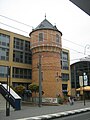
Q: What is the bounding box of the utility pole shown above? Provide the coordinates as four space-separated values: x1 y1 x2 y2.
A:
74 65 77 97
83 76 85 106
83 72 87 106
38 54 42 107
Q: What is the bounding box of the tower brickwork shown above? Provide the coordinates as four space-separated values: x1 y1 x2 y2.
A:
30 19 63 98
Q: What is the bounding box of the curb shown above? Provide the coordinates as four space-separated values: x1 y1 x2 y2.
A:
16 107 90 120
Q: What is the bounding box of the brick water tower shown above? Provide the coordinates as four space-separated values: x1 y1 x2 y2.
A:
29 18 63 98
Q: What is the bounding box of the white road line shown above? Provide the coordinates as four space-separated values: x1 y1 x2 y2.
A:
15 107 90 120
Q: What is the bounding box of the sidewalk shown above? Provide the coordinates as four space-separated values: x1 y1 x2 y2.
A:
0 101 90 120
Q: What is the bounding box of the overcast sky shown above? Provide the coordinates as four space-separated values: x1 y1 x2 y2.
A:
0 0 90 64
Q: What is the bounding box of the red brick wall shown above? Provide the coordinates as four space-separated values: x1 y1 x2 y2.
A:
30 29 62 97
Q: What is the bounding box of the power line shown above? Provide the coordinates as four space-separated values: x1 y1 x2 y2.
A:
0 24 84 57
30 34 84 55
0 15 86 48
70 58 81 61
0 14 33 28
0 22 28 34
33 30 84 48
0 14 87 49
63 38 84 48
0 15 86 56
0 21 84 56
62 45 84 54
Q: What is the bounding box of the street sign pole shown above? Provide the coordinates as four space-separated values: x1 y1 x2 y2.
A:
83 72 88 106
83 76 85 106
38 54 42 107
79 75 85 106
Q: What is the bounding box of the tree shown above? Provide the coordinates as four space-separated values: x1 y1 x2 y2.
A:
14 85 26 96
28 83 39 103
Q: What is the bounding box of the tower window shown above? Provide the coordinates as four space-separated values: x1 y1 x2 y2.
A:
39 33 44 41
56 34 60 43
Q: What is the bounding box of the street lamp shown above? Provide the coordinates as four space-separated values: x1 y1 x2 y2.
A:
84 44 90 55
6 66 10 116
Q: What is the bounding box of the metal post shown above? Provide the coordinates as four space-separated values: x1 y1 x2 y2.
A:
6 66 10 116
38 54 42 107
83 73 85 106
74 66 77 97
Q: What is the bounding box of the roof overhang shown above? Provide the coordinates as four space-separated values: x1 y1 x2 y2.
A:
29 28 62 36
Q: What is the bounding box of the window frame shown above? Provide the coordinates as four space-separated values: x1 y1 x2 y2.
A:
56 34 60 43
38 32 44 42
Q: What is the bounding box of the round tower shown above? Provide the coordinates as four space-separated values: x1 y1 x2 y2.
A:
29 18 63 98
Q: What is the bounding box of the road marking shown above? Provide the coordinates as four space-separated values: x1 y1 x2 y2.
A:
15 107 90 120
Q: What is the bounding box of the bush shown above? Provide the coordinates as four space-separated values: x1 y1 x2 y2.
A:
14 85 26 95
58 97 64 104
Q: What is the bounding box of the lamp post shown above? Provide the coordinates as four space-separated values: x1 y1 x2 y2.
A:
38 54 42 107
83 74 85 106
6 66 10 116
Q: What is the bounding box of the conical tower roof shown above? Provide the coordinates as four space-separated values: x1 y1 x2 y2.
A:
30 18 62 35
35 19 57 30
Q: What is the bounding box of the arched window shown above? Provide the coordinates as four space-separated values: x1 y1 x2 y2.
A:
39 33 44 41
56 34 60 43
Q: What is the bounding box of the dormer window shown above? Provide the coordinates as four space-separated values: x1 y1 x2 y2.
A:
56 34 60 43
39 33 44 41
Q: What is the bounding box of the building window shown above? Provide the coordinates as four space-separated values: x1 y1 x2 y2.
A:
25 53 32 64
61 51 69 70
62 61 69 70
13 50 32 64
0 47 9 60
14 37 24 50
13 50 23 63
25 41 30 51
0 66 7 77
62 84 67 90
13 38 32 64
39 33 44 41
56 34 60 43
62 84 67 94
61 73 69 81
12 67 32 79
62 52 68 61
0 33 10 47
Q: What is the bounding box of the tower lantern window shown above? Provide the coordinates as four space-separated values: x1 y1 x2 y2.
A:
39 33 44 41
56 34 60 43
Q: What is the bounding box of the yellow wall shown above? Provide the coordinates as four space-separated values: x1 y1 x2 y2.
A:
0 29 32 86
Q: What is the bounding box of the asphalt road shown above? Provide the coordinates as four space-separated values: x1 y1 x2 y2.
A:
53 111 90 120
0 101 90 120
